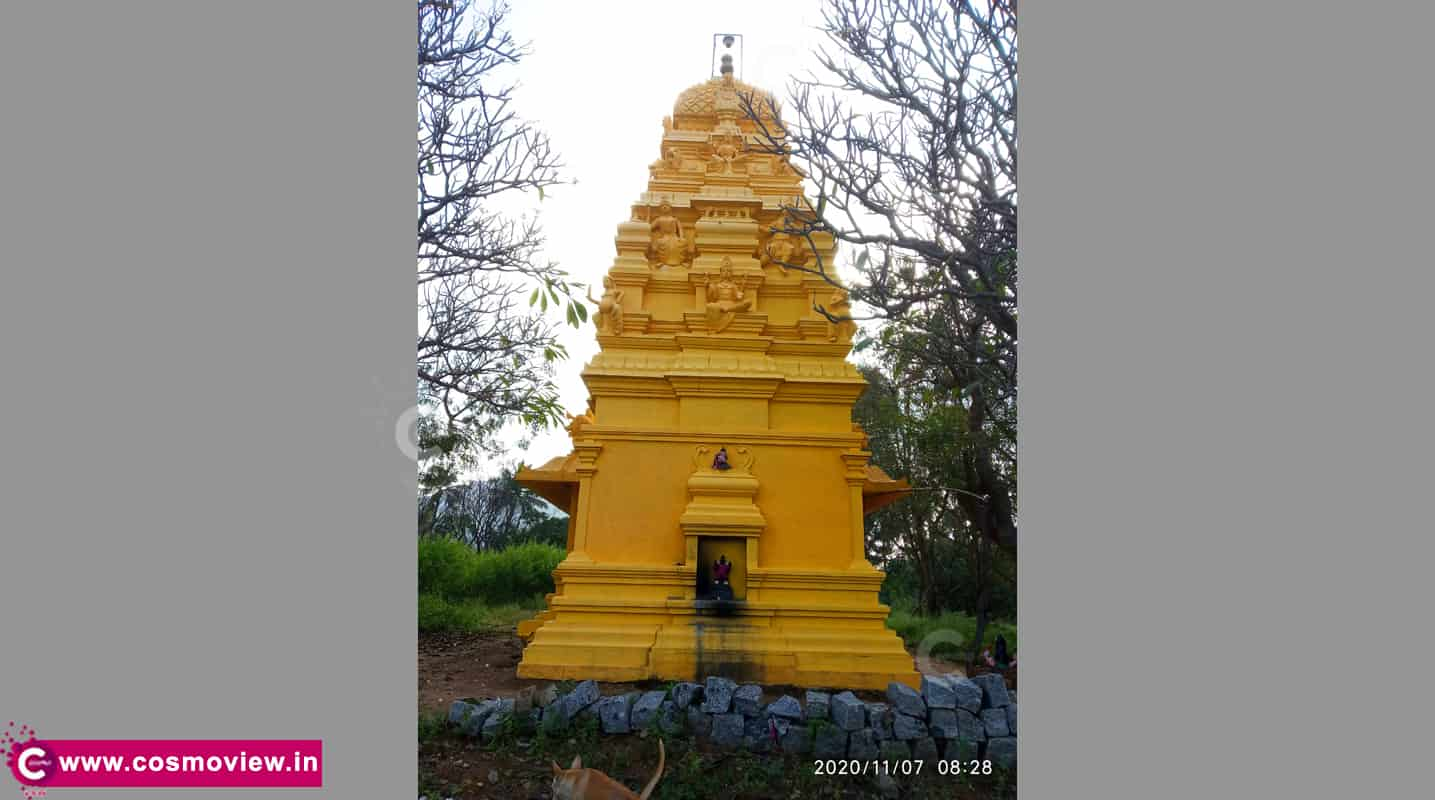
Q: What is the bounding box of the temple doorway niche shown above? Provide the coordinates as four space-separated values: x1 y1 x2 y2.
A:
697 537 746 600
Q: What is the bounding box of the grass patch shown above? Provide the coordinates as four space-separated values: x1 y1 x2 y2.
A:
885 599 1017 661
417 592 546 634
417 710 447 743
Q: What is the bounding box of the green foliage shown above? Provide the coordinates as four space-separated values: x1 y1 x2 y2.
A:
416 538 558 633
416 594 542 633
885 598 1017 660
417 538 563 605
417 710 447 743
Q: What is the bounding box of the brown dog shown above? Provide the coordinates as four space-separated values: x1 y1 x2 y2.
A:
550 738 664 800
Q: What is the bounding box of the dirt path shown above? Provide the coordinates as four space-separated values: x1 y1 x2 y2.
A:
419 631 657 713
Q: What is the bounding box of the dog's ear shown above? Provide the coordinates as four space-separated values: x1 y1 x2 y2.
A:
570 754 582 769
550 760 562 776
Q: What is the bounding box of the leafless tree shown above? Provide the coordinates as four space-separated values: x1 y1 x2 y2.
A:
746 0 1016 542
743 0 1016 663
417 0 585 464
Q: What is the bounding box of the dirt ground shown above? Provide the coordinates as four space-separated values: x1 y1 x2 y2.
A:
417 632 1016 799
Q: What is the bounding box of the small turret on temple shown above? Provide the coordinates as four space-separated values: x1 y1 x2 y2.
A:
514 37 916 690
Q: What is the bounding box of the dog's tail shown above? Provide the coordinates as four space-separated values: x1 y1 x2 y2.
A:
637 738 665 800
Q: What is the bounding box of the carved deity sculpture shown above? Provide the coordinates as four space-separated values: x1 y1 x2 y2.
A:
565 408 595 437
646 201 695 268
713 554 732 583
757 231 810 276
587 275 625 335
703 258 753 334
712 447 731 471
707 135 745 176
825 286 857 343
648 146 680 176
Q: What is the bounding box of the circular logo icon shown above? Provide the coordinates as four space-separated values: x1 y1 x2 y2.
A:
10 740 57 786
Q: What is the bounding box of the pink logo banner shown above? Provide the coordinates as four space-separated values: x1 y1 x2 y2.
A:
6 739 322 789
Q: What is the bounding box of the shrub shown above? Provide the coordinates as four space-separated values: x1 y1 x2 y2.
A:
418 537 563 605
886 599 1017 660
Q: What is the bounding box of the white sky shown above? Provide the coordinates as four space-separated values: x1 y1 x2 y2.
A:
472 0 846 477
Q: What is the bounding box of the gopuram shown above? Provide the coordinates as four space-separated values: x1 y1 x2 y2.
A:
515 45 917 690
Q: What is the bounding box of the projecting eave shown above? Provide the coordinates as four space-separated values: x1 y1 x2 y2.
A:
861 465 912 515
515 454 579 514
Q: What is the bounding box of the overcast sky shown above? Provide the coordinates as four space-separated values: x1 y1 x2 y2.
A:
474 0 845 478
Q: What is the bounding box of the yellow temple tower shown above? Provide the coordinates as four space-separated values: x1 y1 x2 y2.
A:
514 47 918 690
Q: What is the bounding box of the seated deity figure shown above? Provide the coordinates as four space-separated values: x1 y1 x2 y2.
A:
709 553 734 601
586 275 625 335
703 258 753 334
758 231 810 276
646 201 695 268
708 137 744 175
712 447 731 471
647 146 679 176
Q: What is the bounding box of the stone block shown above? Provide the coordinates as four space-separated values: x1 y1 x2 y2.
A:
479 698 515 742
766 695 802 721
893 712 927 741
955 709 985 742
447 700 480 728
848 728 880 760
1005 703 1017 735
927 709 959 740
734 684 764 717
950 678 984 714
921 674 957 710
686 705 711 738
886 681 927 718
711 713 745 748
535 684 559 708
656 700 684 735
830 691 866 731
804 690 830 721
459 699 499 736
702 677 737 714
597 694 633 735
780 722 811 754
630 690 666 730
744 715 775 753
671 681 703 709
557 680 601 721
981 708 1009 738
865 702 893 740
970 673 1011 709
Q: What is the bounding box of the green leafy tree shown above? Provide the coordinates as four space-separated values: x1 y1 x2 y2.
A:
418 467 563 550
